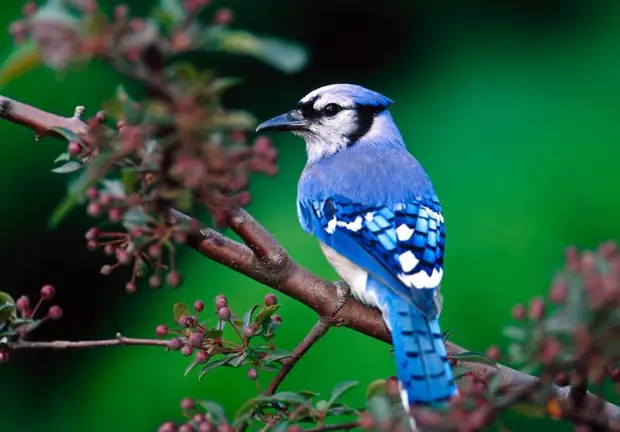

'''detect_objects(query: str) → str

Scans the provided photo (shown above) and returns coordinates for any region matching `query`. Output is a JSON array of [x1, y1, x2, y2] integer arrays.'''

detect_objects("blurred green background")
[[1, 0, 620, 430]]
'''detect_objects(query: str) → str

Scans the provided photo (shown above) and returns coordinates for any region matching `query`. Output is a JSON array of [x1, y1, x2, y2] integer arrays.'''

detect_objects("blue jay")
[[256, 84, 457, 410]]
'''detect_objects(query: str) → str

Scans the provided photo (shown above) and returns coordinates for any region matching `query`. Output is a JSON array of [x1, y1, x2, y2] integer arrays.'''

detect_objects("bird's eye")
[[323, 103, 341, 117]]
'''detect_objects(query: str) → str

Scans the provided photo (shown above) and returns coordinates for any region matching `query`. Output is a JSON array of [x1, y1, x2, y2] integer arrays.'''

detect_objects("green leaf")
[[442, 329, 451, 342], [242, 304, 258, 329], [228, 352, 247, 367], [0, 292, 16, 323], [48, 169, 91, 227], [203, 329, 223, 340], [0, 40, 41, 89], [200, 28, 308, 74], [210, 77, 243, 96], [122, 208, 153, 231], [367, 396, 392, 422], [49, 126, 83, 144], [262, 349, 293, 362], [121, 169, 139, 195], [503, 326, 526, 341], [235, 399, 259, 420], [253, 304, 280, 327], [449, 351, 498, 367], [328, 381, 359, 407], [100, 179, 126, 198], [184, 360, 199, 377], [328, 403, 358, 416], [271, 421, 291, 432], [173, 302, 191, 322], [315, 400, 328, 411], [51, 160, 82, 174], [158, 0, 185, 24], [365, 379, 387, 400], [54, 152, 71, 163], [199, 354, 238, 379], [297, 390, 320, 398], [486, 372, 503, 396], [268, 391, 308, 405], [200, 400, 228, 423]]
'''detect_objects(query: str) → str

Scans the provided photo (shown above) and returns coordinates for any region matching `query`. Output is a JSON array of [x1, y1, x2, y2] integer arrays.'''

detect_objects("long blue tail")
[[383, 290, 457, 406]]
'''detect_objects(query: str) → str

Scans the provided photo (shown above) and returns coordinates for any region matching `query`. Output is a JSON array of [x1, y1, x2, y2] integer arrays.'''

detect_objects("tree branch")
[[12, 332, 169, 349], [2, 94, 620, 430]]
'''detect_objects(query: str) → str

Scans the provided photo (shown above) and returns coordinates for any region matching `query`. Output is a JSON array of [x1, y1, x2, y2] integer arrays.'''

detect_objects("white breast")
[[319, 242, 380, 308]]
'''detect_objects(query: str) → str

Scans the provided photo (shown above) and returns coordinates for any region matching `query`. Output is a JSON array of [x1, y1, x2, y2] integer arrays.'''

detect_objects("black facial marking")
[[346, 104, 381, 145], [0, 99, 13, 119], [298, 96, 320, 119]]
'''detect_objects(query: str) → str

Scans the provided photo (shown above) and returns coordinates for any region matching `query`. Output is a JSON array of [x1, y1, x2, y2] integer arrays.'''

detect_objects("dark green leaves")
[[0, 292, 16, 324], [262, 349, 293, 362], [254, 304, 280, 327]]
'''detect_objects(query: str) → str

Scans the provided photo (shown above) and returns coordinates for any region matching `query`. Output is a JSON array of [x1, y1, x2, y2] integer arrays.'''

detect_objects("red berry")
[[181, 345, 193, 356], [116, 250, 131, 264], [218, 307, 231, 321], [528, 297, 546, 320], [100, 265, 114, 275], [243, 326, 253, 338], [87, 241, 98, 250], [611, 368, 620, 382], [554, 371, 570, 386], [512, 304, 526, 320], [214, 8, 233, 25], [194, 300, 205, 312], [215, 295, 227, 310], [125, 281, 137, 293], [181, 398, 194, 410], [264, 293, 277, 306], [148, 243, 162, 258], [104, 244, 115, 255], [40, 284, 55, 299], [271, 315, 282, 325], [85, 228, 99, 241], [114, 4, 128, 21], [193, 413, 205, 424], [158, 422, 176, 432], [188, 332, 203, 348], [169, 338, 183, 350], [22, 1, 37, 16], [47, 305, 63, 320], [196, 350, 209, 363], [156, 325, 169, 338], [166, 271, 183, 288], [108, 207, 123, 222], [179, 425, 193, 432], [149, 275, 162, 289], [247, 368, 257, 380], [16, 295, 29, 312], [68, 141, 81, 156], [485, 346, 501, 361], [178, 315, 191, 327], [86, 188, 99, 200], [87, 202, 102, 216]]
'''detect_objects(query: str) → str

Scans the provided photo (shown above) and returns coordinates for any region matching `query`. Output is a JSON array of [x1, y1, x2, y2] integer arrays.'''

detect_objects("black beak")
[[255, 110, 309, 132]]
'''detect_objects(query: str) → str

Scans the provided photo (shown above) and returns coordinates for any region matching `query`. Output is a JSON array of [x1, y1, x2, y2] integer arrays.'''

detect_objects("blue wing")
[[298, 194, 446, 316]]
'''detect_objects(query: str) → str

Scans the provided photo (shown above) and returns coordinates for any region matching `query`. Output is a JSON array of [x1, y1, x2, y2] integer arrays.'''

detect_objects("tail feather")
[[384, 290, 457, 406]]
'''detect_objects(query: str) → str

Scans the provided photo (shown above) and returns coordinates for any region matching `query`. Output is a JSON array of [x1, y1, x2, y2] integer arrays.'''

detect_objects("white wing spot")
[[398, 268, 444, 289], [339, 216, 363, 232], [324, 216, 363, 234], [398, 250, 419, 272], [395, 224, 414, 241], [325, 216, 337, 234], [424, 206, 445, 224], [364, 212, 375, 221]]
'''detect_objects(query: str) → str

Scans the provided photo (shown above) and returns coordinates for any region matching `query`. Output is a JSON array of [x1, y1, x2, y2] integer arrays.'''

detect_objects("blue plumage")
[[257, 84, 458, 410]]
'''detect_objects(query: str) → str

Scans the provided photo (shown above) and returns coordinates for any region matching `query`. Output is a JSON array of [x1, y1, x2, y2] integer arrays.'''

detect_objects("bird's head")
[[256, 84, 397, 163]]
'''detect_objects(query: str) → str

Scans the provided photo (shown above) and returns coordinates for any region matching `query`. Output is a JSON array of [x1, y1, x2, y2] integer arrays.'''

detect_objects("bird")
[[256, 84, 457, 411]]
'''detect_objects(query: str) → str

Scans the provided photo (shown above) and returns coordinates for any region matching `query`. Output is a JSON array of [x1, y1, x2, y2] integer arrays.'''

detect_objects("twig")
[[570, 368, 589, 408], [2, 94, 620, 430], [12, 333, 169, 349], [265, 319, 332, 396]]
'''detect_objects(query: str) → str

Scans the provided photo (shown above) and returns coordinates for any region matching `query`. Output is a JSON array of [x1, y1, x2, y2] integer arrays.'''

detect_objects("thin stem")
[[12, 333, 170, 349], [303, 422, 359, 432]]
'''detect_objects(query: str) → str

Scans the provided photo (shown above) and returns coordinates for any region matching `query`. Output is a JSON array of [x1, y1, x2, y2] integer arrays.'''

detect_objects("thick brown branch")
[[2, 94, 620, 430], [12, 333, 169, 349]]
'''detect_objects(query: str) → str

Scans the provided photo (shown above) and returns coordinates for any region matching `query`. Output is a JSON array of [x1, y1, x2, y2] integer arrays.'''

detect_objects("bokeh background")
[[1, 0, 619, 430]]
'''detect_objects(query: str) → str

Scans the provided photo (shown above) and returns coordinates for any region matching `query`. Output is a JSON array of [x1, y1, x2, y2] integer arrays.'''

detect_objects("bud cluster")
[[158, 397, 234, 432]]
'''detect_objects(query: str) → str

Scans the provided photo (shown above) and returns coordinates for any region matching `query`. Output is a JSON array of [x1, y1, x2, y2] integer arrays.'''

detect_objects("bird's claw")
[[331, 280, 351, 318]]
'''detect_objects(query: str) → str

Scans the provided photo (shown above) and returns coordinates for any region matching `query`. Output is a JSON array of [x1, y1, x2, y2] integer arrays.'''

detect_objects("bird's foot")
[[331, 280, 351, 318]]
